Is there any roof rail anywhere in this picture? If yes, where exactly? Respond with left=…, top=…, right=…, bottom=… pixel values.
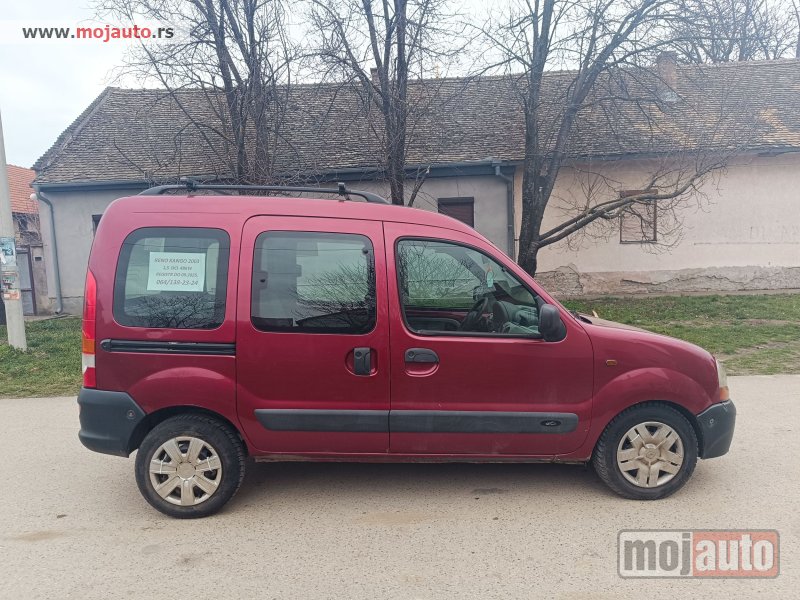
left=138, top=178, right=389, bottom=204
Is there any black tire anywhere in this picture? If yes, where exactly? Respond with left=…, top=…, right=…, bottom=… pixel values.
left=135, top=414, right=246, bottom=518
left=593, top=403, right=698, bottom=500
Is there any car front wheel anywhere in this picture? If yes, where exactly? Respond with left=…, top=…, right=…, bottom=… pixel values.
left=593, top=403, right=698, bottom=500
left=135, top=414, right=246, bottom=518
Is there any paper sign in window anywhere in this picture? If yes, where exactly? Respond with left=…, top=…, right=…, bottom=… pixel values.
left=147, top=252, right=206, bottom=292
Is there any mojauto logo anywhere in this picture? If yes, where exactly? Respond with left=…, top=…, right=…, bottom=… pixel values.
left=618, top=530, right=779, bottom=578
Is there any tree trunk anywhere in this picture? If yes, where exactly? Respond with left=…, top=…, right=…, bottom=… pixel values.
left=385, top=113, right=406, bottom=204
left=518, top=245, right=540, bottom=277
left=388, top=162, right=405, bottom=205
left=388, top=0, right=408, bottom=205
left=517, top=199, right=542, bottom=276
left=516, top=136, right=548, bottom=276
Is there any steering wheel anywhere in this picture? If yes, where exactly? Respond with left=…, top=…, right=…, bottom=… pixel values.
left=460, top=297, right=489, bottom=331
left=492, top=300, right=511, bottom=333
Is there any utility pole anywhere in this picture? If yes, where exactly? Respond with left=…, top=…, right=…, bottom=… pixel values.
left=0, top=108, right=27, bottom=350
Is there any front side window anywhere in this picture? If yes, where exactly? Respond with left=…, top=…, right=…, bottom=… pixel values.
left=251, top=232, right=376, bottom=334
left=114, top=227, right=230, bottom=329
left=397, top=239, right=542, bottom=336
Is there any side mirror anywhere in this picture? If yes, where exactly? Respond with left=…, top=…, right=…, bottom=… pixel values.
left=539, top=304, right=567, bottom=342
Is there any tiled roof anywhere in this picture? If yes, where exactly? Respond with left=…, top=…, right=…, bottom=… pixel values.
left=7, top=165, right=37, bottom=213
left=33, top=59, right=800, bottom=185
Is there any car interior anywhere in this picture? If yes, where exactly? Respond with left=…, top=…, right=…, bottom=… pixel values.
left=398, top=240, right=544, bottom=337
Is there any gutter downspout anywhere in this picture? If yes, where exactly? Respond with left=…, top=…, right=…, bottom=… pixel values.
left=492, top=161, right=516, bottom=260
left=32, top=188, right=63, bottom=314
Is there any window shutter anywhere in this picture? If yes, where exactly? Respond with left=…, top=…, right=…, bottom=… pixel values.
left=438, top=198, right=475, bottom=227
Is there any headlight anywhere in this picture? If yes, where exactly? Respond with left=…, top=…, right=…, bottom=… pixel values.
left=716, top=359, right=730, bottom=401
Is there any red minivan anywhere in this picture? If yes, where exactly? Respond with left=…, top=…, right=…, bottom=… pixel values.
left=78, top=183, right=735, bottom=518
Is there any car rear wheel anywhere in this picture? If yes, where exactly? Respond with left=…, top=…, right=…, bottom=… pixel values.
left=135, top=414, right=246, bottom=518
left=593, top=403, right=698, bottom=500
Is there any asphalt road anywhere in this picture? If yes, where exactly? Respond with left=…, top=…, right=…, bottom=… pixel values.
left=1, top=375, right=797, bottom=599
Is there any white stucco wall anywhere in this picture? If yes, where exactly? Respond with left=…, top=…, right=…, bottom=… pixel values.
left=348, top=175, right=511, bottom=252
left=38, top=187, right=144, bottom=314
left=514, top=152, right=800, bottom=294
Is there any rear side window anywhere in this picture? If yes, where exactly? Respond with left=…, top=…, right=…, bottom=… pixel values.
left=251, top=231, right=375, bottom=334
left=113, top=227, right=230, bottom=329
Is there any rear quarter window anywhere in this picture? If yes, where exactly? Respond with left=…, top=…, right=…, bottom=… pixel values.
left=113, top=227, right=230, bottom=329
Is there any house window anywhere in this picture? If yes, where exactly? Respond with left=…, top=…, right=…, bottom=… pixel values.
left=619, top=190, right=657, bottom=243
left=437, top=197, right=474, bottom=227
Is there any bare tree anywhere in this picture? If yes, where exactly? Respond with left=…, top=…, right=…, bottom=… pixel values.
left=668, top=0, right=799, bottom=63
left=480, top=0, right=757, bottom=276
left=793, top=0, right=800, bottom=57
left=306, top=0, right=465, bottom=205
left=96, top=0, right=297, bottom=183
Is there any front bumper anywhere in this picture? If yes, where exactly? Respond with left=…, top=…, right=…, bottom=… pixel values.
left=78, top=388, right=146, bottom=457
left=696, top=399, right=736, bottom=459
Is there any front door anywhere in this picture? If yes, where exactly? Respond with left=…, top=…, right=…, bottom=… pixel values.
left=236, top=216, right=390, bottom=454
left=16, top=250, right=35, bottom=315
left=384, top=223, right=594, bottom=456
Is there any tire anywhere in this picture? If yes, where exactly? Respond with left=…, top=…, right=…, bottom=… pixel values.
left=135, top=414, right=246, bottom=518
left=592, top=403, right=698, bottom=500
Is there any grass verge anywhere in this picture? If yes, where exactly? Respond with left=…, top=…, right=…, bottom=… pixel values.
left=0, top=317, right=82, bottom=398
left=563, top=293, right=800, bottom=374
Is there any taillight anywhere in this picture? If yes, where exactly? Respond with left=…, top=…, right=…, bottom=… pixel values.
left=82, top=270, right=97, bottom=388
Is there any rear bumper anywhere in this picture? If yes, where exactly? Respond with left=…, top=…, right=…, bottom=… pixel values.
left=78, top=388, right=145, bottom=457
left=696, top=399, right=736, bottom=459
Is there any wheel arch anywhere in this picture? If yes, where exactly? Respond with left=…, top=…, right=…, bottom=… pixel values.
left=594, top=399, right=704, bottom=457
left=128, top=406, right=249, bottom=456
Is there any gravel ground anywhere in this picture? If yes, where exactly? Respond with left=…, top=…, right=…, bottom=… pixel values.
left=1, top=375, right=797, bottom=599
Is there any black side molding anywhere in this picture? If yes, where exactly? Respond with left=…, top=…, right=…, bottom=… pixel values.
left=100, top=339, right=235, bottom=356
left=255, top=409, right=389, bottom=432
left=390, top=411, right=579, bottom=434
left=78, top=388, right=146, bottom=457
left=253, top=409, right=578, bottom=434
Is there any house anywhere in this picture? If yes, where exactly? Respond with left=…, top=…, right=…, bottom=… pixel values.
left=32, top=56, right=800, bottom=314
left=5, top=165, right=48, bottom=315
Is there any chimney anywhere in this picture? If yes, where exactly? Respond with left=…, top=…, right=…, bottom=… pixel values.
left=370, top=67, right=380, bottom=85
left=655, top=51, right=678, bottom=101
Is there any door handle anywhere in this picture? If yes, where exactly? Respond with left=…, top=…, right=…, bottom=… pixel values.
left=353, top=347, right=372, bottom=376
left=404, top=348, right=439, bottom=364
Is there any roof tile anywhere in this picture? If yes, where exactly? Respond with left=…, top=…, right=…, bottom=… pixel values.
left=6, top=165, right=37, bottom=213
left=33, top=59, right=800, bottom=185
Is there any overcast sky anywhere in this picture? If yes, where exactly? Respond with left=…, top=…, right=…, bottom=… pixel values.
left=1, top=0, right=127, bottom=168
left=1, top=0, right=493, bottom=170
